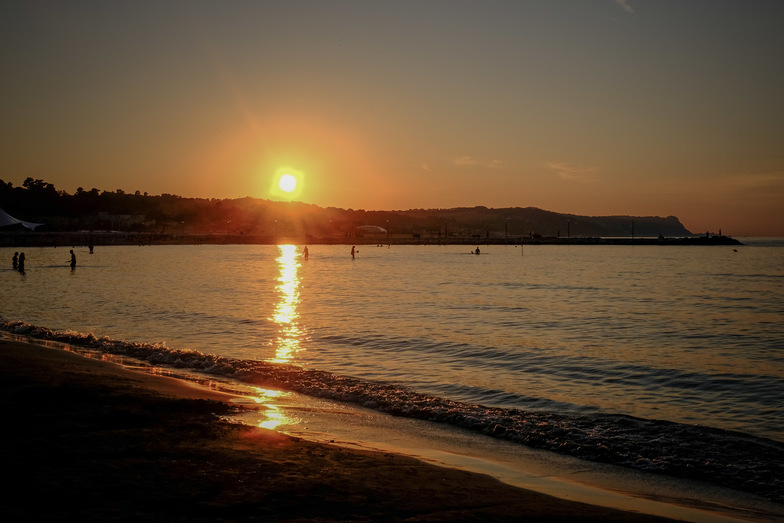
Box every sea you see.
[2,240,783,510]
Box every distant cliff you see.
[388,206,692,239]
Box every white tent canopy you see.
[0,207,43,230]
[356,225,387,234]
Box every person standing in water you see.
[351,245,356,259]
[18,252,25,273]
[302,246,309,260]
[12,252,18,270]
[69,249,76,270]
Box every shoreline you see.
[0,338,680,522]
[0,231,743,248]
[231,394,781,523]
[3,338,781,521]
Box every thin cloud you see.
[421,163,431,172]
[454,156,478,167]
[615,0,634,14]
[546,162,597,182]
[453,156,504,169]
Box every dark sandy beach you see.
[0,339,676,522]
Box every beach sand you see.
[0,339,675,522]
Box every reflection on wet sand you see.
[247,387,299,431]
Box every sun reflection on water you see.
[270,244,305,363]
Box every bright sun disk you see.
[278,174,297,192]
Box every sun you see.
[269,167,304,200]
[278,173,297,193]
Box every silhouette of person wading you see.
[12,252,18,270]
[69,249,76,270]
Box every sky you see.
[2,1,783,236]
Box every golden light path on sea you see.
[249,244,307,430]
[270,244,304,363]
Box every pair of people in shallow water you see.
[11,250,75,272]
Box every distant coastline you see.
[0,231,743,248]
[2,180,704,242]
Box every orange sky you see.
[1,1,783,235]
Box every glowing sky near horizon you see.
[1,1,783,235]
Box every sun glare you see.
[278,173,297,193]
[269,167,304,200]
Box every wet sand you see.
[0,339,675,522]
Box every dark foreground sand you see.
[0,339,676,522]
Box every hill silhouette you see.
[1,178,693,243]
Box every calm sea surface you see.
[2,240,783,501]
